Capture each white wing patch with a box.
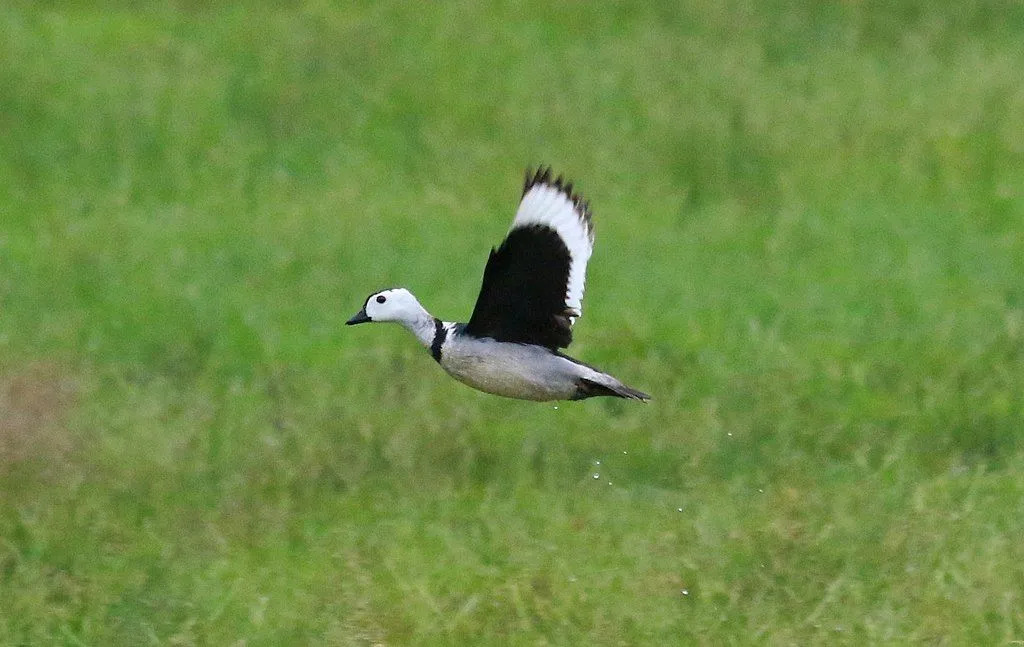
[511,171,595,325]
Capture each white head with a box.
[346,288,426,325]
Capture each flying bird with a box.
[346,167,650,402]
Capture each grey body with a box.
[438,332,635,401]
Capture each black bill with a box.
[346,307,371,325]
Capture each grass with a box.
[1,1,1023,644]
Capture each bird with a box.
[346,167,650,402]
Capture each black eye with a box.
[376,295,387,304]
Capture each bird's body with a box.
[347,167,649,402]
[439,329,644,401]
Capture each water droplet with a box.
[593,473,600,479]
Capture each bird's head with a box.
[346,288,423,325]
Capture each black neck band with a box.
[430,318,446,363]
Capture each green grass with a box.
[2,2,1023,644]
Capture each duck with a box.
[346,167,650,402]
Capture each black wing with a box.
[464,224,575,348]
[463,168,594,349]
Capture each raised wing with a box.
[463,167,595,349]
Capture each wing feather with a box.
[464,167,595,349]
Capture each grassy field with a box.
[2,2,1023,644]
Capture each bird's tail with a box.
[573,377,651,402]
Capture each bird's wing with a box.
[463,167,595,349]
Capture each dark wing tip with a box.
[523,166,554,195]
[523,165,594,239]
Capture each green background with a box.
[2,2,1022,644]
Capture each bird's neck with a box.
[399,307,442,349]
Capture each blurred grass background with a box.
[2,1,1023,644]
